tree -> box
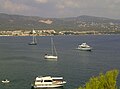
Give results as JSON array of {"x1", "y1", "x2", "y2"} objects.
[{"x1": 78, "y1": 69, "x2": 119, "y2": 89}]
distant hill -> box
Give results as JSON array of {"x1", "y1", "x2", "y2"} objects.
[{"x1": 0, "y1": 13, "x2": 120, "y2": 31}]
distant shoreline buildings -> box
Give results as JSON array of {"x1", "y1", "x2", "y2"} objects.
[{"x1": 0, "y1": 29, "x2": 120, "y2": 36}]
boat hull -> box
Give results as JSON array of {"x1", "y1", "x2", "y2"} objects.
[
  {"x1": 32, "y1": 84, "x2": 63, "y2": 89},
  {"x1": 76, "y1": 47, "x2": 92, "y2": 51},
  {"x1": 29, "y1": 43, "x2": 37, "y2": 45},
  {"x1": 45, "y1": 55, "x2": 58, "y2": 59}
]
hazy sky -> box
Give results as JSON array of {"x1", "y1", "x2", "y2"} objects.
[{"x1": 0, "y1": 0, "x2": 120, "y2": 19}]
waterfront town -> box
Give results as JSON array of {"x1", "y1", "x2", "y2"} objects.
[
  {"x1": 0, "y1": 17, "x2": 120, "y2": 36},
  {"x1": 0, "y1": 18, "x2": 120, "y2": 36},
  {"x1": 0, "y1": 29, "x2": 119, "y2": 36}
]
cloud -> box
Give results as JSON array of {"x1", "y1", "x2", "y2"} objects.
[
  {"x1": 2, "y1": 0, "x2": 29, "y2": 13},
  {"x1": 56, "y1": 4, "x2": 64, "y2": 9},
  {"x1": 0, "y1": 0, "x2": 120, "y2": 19},
  {"x1": 0, "y1": 0, "x2": 40, "y2": 16},
  {"x1": 56, "y1": 0, "x2": 80, "y2": 10},
  {"x1": 54, "y1": 0, "x2": 120, "y2": 18},
  {"x1": 34, "y1": 0, "x2": 48, "y2": 4}
]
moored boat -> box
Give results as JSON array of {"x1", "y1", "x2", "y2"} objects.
[
  {"x1": 44, "y1": 37, "x2": 58, "y2": 59},
  {"x1": 31, "y1": 76, "x2": 66, "y2": 88},
  {"x1": 77, "y1": 43, "x2": 92, "y2": 51},
  {"x1": 2, "y1": 79, "x2": 10, "y2": 83},
  {"x1": 45, "y1": 54, "x2": 58, "y2": 59},
  {"x1": 29, "y1": 29, "x2": 37, "y2": 45}
]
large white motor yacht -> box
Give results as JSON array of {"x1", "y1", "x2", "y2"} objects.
[{"x1": 31, "y1": 76, "x2": 66, "y2": 88}]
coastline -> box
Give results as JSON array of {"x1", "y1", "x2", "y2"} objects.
[
  {"x1": 0, "y1": 29, "x2": 120, "y2": 36},
  {"x1": 0, "y1": 34, "x2": 120, "y2": 37}
]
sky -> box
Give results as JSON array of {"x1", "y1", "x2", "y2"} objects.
[{"x1": 0, "y1": 0, "x2": 120, "y2": 19}]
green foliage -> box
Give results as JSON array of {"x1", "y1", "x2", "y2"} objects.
[{"x1": 78, "y1": 69, "x2": 119, "y2": 89}]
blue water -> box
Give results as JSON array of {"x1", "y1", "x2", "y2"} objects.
[{"x1": 0, "y1": 35, "x2": 120, "y2": 89}]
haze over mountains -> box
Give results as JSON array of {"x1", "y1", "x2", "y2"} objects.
[{"x1": 0, "y1": 13, "x2": 120, "y2": 32}]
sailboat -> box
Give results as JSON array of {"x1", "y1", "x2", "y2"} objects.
[
  {"x1": 29, "y1": 29, "x2": 37, "y2": 45},
  {"x1": 45, "y1": 37, "x2": 58, "y2": 59}
]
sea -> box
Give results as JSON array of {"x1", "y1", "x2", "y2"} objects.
[{"x1": 0, "y1": 35, "x2": 120, "y2": 89}]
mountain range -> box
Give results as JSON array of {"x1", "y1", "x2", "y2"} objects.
[{"x1": 0, "y1": 13, "x2": 120, "y2": 31}]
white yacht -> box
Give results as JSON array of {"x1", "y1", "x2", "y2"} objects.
[
  {"x1": 31, "y1": 76, "x2": 66, "y2": 88},
  {"x1": 77, "y1": 43, "x2": 92, "y2": 51},
  {"x1": 2, "y1": 79, "x2": 10, "y2": 83}
]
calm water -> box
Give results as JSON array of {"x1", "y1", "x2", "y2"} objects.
[{"x1": 0, "y1": 35, "x2": 120, "y2": 89}]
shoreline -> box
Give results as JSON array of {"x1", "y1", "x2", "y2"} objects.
[{"x1": 0, "y1": 34, "x2": 120, "y2": 37}]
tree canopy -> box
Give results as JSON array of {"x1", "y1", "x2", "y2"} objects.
[{"x1": 78, "y1": 69, "x2": 119, "y2": 89}]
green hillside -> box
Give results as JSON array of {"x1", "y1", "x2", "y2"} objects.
[{"x1": 0, "y1": 13, "x2": 120, "y2": 33}]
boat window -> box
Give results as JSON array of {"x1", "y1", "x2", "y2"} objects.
[
  {"x1": 44, "y1": 80, "x2": 52, "y2": 82},
  {"x1": 36, "y1": 80, "x2": 43, "y2": 82},
  {"x1": 53, "y1": 79, "x2": 62, "y2": 81}
]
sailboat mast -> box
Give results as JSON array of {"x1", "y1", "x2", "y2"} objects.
[
  {"x1": 32, "y1": 29, "x2": 36, "y2": 43},
  {"x1": 51, "y1": 37, "x2": 53, "y2": 55},
  {"x1": 51, "y1": 37, "x2": 57, "y2": 56},
  {"x1": 33, "y1": 35, "x2": 34, "y2": 42},
  {"x1": 54, "y1": 45, "x2": 57, "y2": 56}
]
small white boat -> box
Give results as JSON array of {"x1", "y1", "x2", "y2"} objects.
[
  {"x1": 45, "y1": 37, "x2": 58, "y2": 59},
  {"x1": 77, "y1": 43, "x2": 92, "y2": 51},
  {"x1": 31, "y1": 76, "x2": 66, "y2": 88},
  {"x1": 45, "y1": 54, "x2": 58, "y2": 59},
  {"x1": 2, "y1": 79, "x2": 10, "y2": 83}
]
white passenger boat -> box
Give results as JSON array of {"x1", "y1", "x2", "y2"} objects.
[
  {"x1": 31, "y1": 76, "x2": 66, "y2": 88},
  {"x1": 77, "y1": 43, "x2": 92, "y2": 51}
]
